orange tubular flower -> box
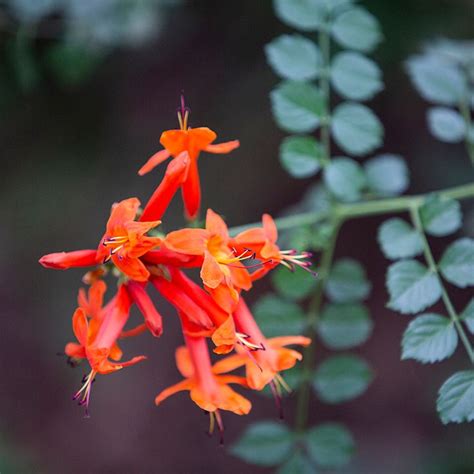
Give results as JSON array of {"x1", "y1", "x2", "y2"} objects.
[
  {"x1": 138, "y1": 95, "x2": 240, "y2": 220},
  {"x1": 39, "y1": 198, "x2": 161, "y2": 282},
  {"x1": 164, "y1": 209, "x2": 252, "y2": 312},
  {"x1": 213, "y1": 298, "x2": 310, "y2": 396},
  {"x1": 66, "y1": 285, "x2": 146, "y2": 414},
  {"x1": 96, "y1": 197, "x2": 161, "y2": 281},
  {"x1": 155, "y1": 334, "x2": 251, "y2": 440},
  {"x1": 231, "y1": 213, "x2": 315, "y2": 281}
]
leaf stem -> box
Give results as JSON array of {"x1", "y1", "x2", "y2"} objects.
[
  {"x1": 319, "y1": 25, "x2": 331, "y2": 167},
  {"x1": 409, "y1": 205, "x2": 474, "y2": 364},
  {"x1": 229, "y1": 182, "x2": 474, "y2": 235},
  {"x1": 294, "y1": 219, "x2": 341, "y2": 432},
  {"x1": 459, "y1": 98, "x2": 474, "y2": 167}
]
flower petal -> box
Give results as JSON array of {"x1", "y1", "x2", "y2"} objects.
[
  {"x1": 204, "y1": 140, "x2": 240, "y2": 154},
  {"x1": 138, "y1": 149, "x2": 171, "y2": 176},
  {"x1": 39, "y1": 250, "x2": 99, "y2": 270}
]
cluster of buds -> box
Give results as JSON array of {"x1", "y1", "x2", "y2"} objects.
[{"x1": 39, "y1": 97, "x2": 314, "y2": 440}]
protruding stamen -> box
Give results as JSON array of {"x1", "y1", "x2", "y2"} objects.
[
  {"x1": 177, "y1": 94, "x2": 191, "y2": 131},
  {"x1": 236, "y1": 332, "x2": 265, "y2": 351},
  {"x1": 72, "y1": 370, "x2": 96, "y2": 417},
  {"x1": 279, "y1": 249, "x2": 317, "y2": 276}
]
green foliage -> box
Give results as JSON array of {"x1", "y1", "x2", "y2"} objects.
[
  {"x1": 270, "y1": 81, "x2": 325, "y2": 133},
  {"x1": 231, "y1": 421, "x2": 295, "y2": 466},
  {"x1": 312, "y1": 354, "x2": 374, "y2": 403},
  {"x1": 253, "y1": 294, "x2": 306, "y2": 337},
  {"x1": 46, "y1": 44, "x2": 102, "y2": 87},
  {"x1": 401, "y1": 313, "x2": 458, "y2": 363},
  {"x1": 364, "y1": 154, "x2": 409, "y2": 197},
  {"x1": 378, "y1": 218, "x2": 423, "y2": 260},
  {"x1": 277, "y1": 451, "x2": 316, "y2": 474},
  {"x1": 330, "y1": 51, "x2": 383, "y2": 101},
  {"x1": 406, "y1": 55, "x2": 467, "y2": 106},
  {"x1": 272, "y1": 266, "x2": 318, "y2": 301},
  {"x1": 331, "y1": 7, "x2": 382, "y2": 53},
  {"x1": 420, "y1": 195, "x2": 462, "y2": 237},
  {"x1": 265, "y1": 34, "x2": 322, "y2": 81},
  {"x1": 305, "y1": 423, "x2": 355, "y2": 468},
  {"x1": 331, "y1": 102, "x2": 384, "y2": 156},
  {"x1": 279, "y1": 135, "x2": 323, "y2": 178},
  {"x1": 323, "y1": 157, "x2": 366, "y2": 202},
  {"x1": 318, "y1": 303, "x2": 373, "y2": 349},
  {"x1": 326, "y1": 258, "x2": 371, "y2": 302},
  {"x1": 461, "y1": 299, "x2": 474, "y2": 335},
  {"x1": 439, "y1": 238, "x2": 474, "y2": 288},
  {"x1": 386, "y1": 260, "x2": 442, "y2": 314},
  {"x1": 273, "y1": 0, "x2": 326, "y2": 31},
  {"x1": 427, "y1": 107, "x2": 466, "y2": 143},
  {"x1": 437, "y1": 371, "x2": 474, "y2": 424}
]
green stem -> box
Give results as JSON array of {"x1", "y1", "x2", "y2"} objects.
[
  {"x1": 294, "y1": 219, "x2": 341, "y2": 432},
  {"x1": 459, "y1": 99, "x2": 474, "y2": 167},
  {"x1": 319, "y1": 25, "x2": 331, "y2": 167},
  {"x1": 410, "y1": 206, "x2": 474, "y2": 364},
  {"x1": 229, "y1": 182, "x2": 474, "y2": 235}
]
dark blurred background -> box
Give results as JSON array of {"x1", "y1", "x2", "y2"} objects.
[{"x1": 1, "y1": 0, "x2": 474, "y2": 473}]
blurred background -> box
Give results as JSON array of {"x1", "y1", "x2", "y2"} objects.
[{"x1": 1, "y1": 0, "x2": 473, "y2": 473}]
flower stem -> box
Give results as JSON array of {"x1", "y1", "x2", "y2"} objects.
[
  {"x1": 229, "y1": 182, "x2": 474, "y2": 235},
  {"x1": 294, "y1": 219, "x2": 341, "y2": 432},
  {"x1": 409, "y1": 205, "x2": 474, "y2": 364}
]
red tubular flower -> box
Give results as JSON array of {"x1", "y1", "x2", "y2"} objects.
[
  {"x1": 151, "y1": 273, "x2": 214, "y2": 333},
  {"x1": 39, "y1": 249, "x2": 99, "y2": 270},
  {"x1": 155, "y1": 334, "x2": 251, "y2": 441},
  {"x1": 138, "y1": 95, "x2": 240, "y2": 220},
  {"x1": 66, "y1": 285, "x2": 146, "y2": 414},
  {"x1": 231, "y1": 213, "x2": 315, "y2": 281},
  {"x1": 164, "y1": 209, "x2": 252, "y2": 312},
  {"x1": 213, "y1": 298, "x2": 311, "y2": 392},
  {"x1": 126, "y1": 281, "x2": 163, "y2": 337},
  {"x1": 140, "y1": 151, "x2": 190, "y2": 222}
]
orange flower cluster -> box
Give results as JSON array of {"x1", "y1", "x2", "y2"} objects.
[{"x1": 39, "y1": 98, "x2": 313, "y2": 438}]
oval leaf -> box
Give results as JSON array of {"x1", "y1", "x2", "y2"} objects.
[
  {"x1": 265, "y1": 34, "x2": 321, "y2": 81},
  {"x1": 273, "y1": 0, "x2": 325, "y2": 31},
  {"x1": 401, "y1": 313, "x2": 458, "y2": 363},
  {"x1": 323, "y1": 157, "x2": 366, "y2": 202},
  {"x1": 253, "y1": 293, "x2": 306, "y2": 337},
  {"x1": 326, "y1": 258, "x2": 371, "y2": 303},
  {"x1": 364, "y1": 154, "x2": 409, "y2": 197},
  {"x1": 330, "y1": 51, "x2": 383, "y2": 101},
  {"x1": 312, "y1": 354, "x2": 374, "y2": 403},
  {"x1": 318, "y1": 303, "x2": 373, "y2": 350},
  {"x1": 406, "y1": 55, "x2": 467, "y2": 105},
  {"x1": 331, "y1": 102, "x2": 383, "y2": 156},
  {"x1": 386, "y1": 260, "x2": 442, "y2": 314},
  {"x1": 377, "y1": 218, "x2": 423, "y2": 260},
  {"x1": 439, "y1": 238, "x2": 474, "y2": 288},
  {"x1": 230, "y1": 421, "x2": 295, "y2": 466},
  {"x1": 270, "y1": 81, "x2": 324, "y2": 133},
  {"x1": 331, "y1": 7, "x2": 382, "y2": 53},
  {"x1": 461, "y1": 298, "x2": 474, "y2": 335},
  {"x1": 437, "y1": 371, "x2": 474, "y2": 424},
  {"x1": 272, "y1": 265, "x2": 318, "y2": 301},
  {"x1": 420, "y1": 195, "x2": 462, "y2": 237},
  {"x1": 305, "y1": 423, "x2": 355, "y2": 468},
  {"x1": 427, "y1": 107, "x2": 466, "y2": 143},
  {"x1": 280, "y1": 135, "x2": 322, "y2": 178}
]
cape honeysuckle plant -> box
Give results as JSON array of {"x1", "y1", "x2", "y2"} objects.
[
  {"x1": 39, "y1": 96, "x2": 314, "y2": 440},
  {"x1": 228, "y1": 1, "x2": 474, "y2": 473}
]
